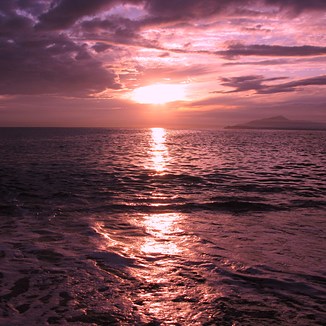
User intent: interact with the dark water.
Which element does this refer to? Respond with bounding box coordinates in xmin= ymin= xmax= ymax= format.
xmin=0 ymin=127 xmax=325 ymax=325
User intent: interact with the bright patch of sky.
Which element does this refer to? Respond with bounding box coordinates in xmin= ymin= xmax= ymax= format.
xmin=106 ymin=4 xmax=147 ymax=20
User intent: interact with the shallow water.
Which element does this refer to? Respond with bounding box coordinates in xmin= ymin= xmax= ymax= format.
xmin=0 ymin=127 xmax=325 ymax=325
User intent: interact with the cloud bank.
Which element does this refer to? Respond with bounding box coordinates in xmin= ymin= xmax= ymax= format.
xmin=217 ymin=75 xmax=326 ymax=94
xmin=0 ymin=0 xmax=325 ymax=126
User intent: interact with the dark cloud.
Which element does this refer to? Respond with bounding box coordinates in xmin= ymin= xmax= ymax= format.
xmin=144 ymin=0 xmax=241 ymax=20
xmin=262 ymin=75 xmax=326 ymax=94
xmin=36 ymin=0 xmax=146 ymax=30
xmin=0 ymin=1 xmax=122 ymax=96
xmin=145 ymin=0 xmax=326 ymax=22
xmin=82 ymin=16 xmax=140 ymax=41
xmin=0 ymin=0 xmax=51 ymax=20
xmin=92 ymin=42 xmax=114 ymax=53
xmin=0 ymin=1 xmax=18 ymax=14
xmin=0 ymin=13 xmax=32 ymax=36
xmin=141 ymin=0 xmax=326 ymax=27
xmin=223 ymin=56 xmax=326 ymax=66
xmin=264 ymin=0 xmax=326 ymax=13
xmin=216 ymin=75 xmax=286 ymax=93
xmin=242 ymin=24 xmax=271 ymax=33
xmin=81 ymin=18 xmax=164 ymax=53
xmin=0 ymin=29 xmax=120 ymax=96
xmin=37 ymin=0 xmax=117 ymax=30
xmin=6 ymin=0 xmax=325 ymax=33
xmin=216 ymin=75 xmax=326 ymax=94
xmin=0 ymin=0 xmax=47 ymax=35
xmin=1 ymin=0 xmax=325 ymax=99
xmin=10 ymin=0 xmax=322 ymax=33
xmin=219 ymin=43 xmax=326 ymax=59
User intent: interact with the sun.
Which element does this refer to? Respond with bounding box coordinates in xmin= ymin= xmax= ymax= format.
xmin=131 ymin=83 xmax=187 ymax=104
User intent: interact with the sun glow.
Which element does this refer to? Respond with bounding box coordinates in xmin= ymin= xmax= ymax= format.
xmin=150 ymin=127 xmax=169 ymax=174
xmin=131 ymin=83 xmax=187 ymax=104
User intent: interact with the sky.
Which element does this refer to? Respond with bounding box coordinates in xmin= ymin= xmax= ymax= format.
xmin=0 ymin=0 xmax=325 ymax=128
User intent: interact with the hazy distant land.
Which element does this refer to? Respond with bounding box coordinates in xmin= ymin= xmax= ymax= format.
xmin=225 ymin=116 xmax=326 ymax=130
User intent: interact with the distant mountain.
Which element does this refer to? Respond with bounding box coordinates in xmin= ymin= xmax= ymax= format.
xmin=225 ymin=116 xmax=326 ymax=130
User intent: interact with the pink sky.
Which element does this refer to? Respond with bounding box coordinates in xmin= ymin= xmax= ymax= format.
xmin=0 ymin=0 xmax=325 ymax=128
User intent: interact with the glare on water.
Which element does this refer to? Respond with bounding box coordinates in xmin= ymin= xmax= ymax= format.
xmin=1 ymin=128 xmax=325 ymax=325
xmin=148 ymin=127 xmax=169 ymax=174
xmin=91 ymin=128 xmax=205 ymax=322
xmin=140 ymin=213 xmax=184 ymax=256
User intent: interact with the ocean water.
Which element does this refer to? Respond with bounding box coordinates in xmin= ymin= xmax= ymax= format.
xmin=0 ymin=127 xmax=325 ymax=325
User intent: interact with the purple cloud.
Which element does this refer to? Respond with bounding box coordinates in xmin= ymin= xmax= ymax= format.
xmin=36 ymin=0 xmax=117 ymax=30
xmin=218 ymin=43 xmax=326 ymax=59
xmin=1 ymin=0 xmax=325 ymax=102
xmin=145 ymin=0 xmax=326 ymax=22
xmin=0 ymin=1 xmax=124 ymax=96
xmin=261 ymin=75 xmax=326 ymax=94
xmin=216 ymin=75 xmax=326 ymax=94
xmin=264 ymin=0 xmax=326 ymax=13
xmin=0 ymin=30 xmax=120 ymax=96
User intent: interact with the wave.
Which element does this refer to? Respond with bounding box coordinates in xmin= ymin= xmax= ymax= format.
xmin=216 ymin=262 xmax=326 ymax=309
xmin=89 ymin=199 xmax=284 ymax=214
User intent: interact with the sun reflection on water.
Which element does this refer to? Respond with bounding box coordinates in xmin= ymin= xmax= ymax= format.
xmin=140 ymin=213 xmax=184 ymax=256
xmin=149 ymin=127 xmax=169 ymax=174
xmin=132 ymin=211 xmax=213 ymax=324
xmin=89 ymin=128 xmax=213 ymax=323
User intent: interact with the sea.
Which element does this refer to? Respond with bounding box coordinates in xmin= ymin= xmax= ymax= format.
xmin=0 ymin=127 xmax=325 ymax=325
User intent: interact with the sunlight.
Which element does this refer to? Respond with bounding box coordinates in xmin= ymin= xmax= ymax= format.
xmin=150 ymin=127 xmax=169 ymax=174
xmin=91 ymin=221 xmax=120 ymax=251
xmin=140 ymin=213 xmax=184 ymax=255
xmin=131 ymin=83 xmax=187 ymax=104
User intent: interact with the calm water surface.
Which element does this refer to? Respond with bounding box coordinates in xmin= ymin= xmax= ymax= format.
xmin=0 ymin=128 xmax=325 ymax=325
